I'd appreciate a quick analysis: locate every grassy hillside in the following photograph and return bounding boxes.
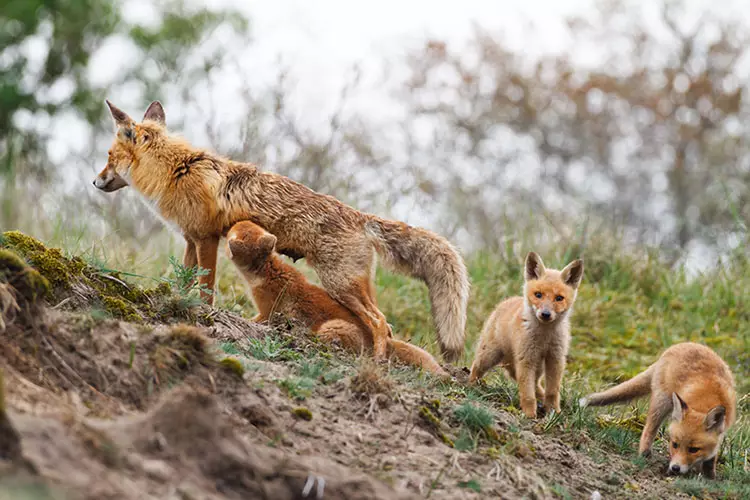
[4,227,748,497]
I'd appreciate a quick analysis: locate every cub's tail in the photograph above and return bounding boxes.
[365,217,469,363]
[580,365,655,408]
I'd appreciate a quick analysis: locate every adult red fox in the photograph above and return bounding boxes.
[93,101,469,362]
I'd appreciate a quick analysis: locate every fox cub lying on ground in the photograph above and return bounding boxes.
[469,252,584,419]
[226,221,447,376]
[580,342,736,479]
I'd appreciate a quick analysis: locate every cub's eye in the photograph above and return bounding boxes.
[672,442,679,449]
[555,295,564,302]
[142,133,150,142]
[688,447,700,454]
[534,292,542,299]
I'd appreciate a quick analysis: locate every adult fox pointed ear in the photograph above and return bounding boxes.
[525,252,545,281]
[106,100,135,142]
[671,392,688,421]
[143,101,165,125]
[561,258,584,289]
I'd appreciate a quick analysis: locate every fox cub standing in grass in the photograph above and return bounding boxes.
[580,342,736,479]
[93,101,469,363]
[469,252,584,419]
[225,221,447,376]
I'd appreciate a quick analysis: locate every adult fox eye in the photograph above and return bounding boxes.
[672,442,679,449]
[688,447,700,453]
[534,292,542,299]
[555,295,564,301]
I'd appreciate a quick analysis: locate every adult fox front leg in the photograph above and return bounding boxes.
[92,100,470,362]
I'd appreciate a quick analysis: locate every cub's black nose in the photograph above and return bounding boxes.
[541,311,551,320]
[670,464,681,473]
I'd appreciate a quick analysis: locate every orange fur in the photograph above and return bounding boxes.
[581,342,736,478]
[94,101,469,363]
[226,221,447,376]
[469,252,584,418]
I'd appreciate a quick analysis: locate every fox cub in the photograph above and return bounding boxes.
[226,221,447,376]
[469,252,584,418]
[580,342,736,478]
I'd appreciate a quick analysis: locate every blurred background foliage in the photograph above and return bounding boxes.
[1,0,749,268]
[0,0,748,406]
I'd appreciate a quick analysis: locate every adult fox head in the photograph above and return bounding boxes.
[93,100,167,192]
[523,252,584,324]
[226,221,278,274]
[668,393,726,475]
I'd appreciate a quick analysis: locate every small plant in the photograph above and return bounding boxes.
[246,335,297,361]
[163,256,212,307]
[278,376,316,401]
[457,479,481,492]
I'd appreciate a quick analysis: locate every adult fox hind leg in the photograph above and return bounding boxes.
[314,244,392,361]
[318,267,390,360]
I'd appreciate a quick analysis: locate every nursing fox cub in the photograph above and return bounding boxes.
[226,221,446,376]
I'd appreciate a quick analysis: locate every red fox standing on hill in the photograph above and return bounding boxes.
[225,221,447,376]
[93,101,469,362]
[468,252,584,419]
[580,342,736,479]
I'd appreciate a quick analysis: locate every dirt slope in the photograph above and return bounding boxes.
[0,234,697,499]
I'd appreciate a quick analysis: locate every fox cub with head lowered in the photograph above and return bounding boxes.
[580,342,736,479]
[93,101,469,363]
[226,221,447,376]
[469,252,584,418]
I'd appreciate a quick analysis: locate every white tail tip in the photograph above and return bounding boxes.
[590,491,602,500]
[578,397,588,408]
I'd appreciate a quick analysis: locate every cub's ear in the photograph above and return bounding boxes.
[258,233,277,256]
[525,252,545,281]
[704,406,726,433]
[671,392,688,422]
[143,101,165,125]
[561,258,584,289]
[106,100,135,142]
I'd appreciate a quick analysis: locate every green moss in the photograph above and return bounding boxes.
[220,357,245,377]
[2,231,73,289]
[101,295,141,322]
[291,406,313,421]
[0,232,186,324]
[418,406,454,447]
[0,248,50,301]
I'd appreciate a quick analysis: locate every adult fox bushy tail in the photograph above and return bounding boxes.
[226,221,447,376]
[365,217,469,361]
[580,342,736,479]
[93,100,469,362]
